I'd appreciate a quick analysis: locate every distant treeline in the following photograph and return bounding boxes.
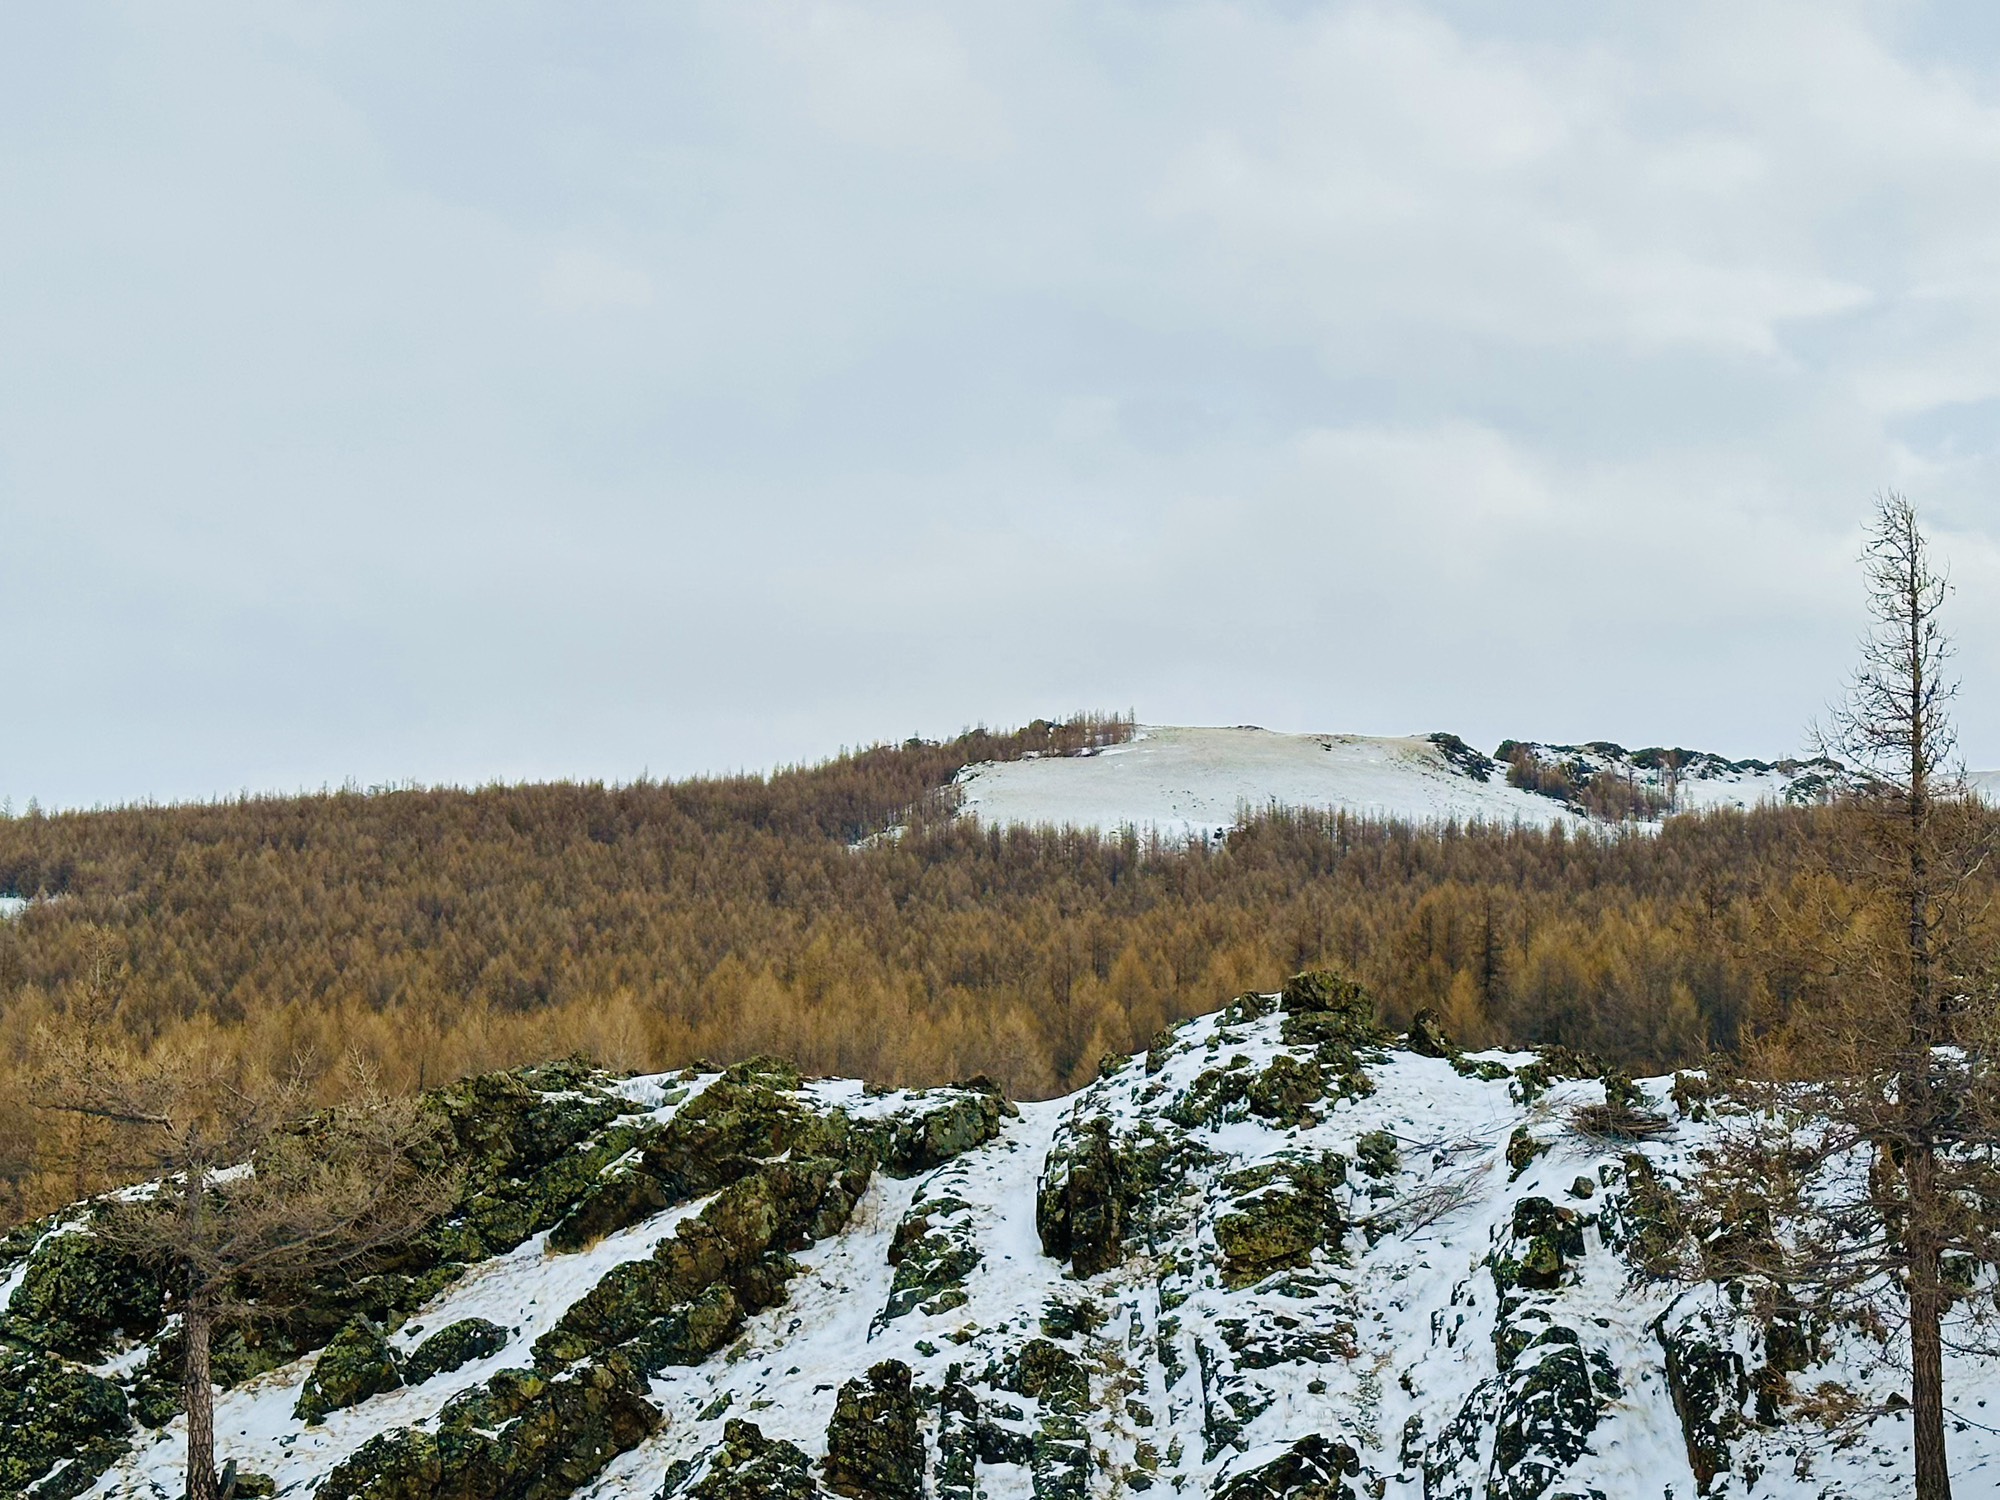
[0,710,1972,1225]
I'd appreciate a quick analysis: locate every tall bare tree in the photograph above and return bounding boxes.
[1660,495,2000,1499]
[32,1035,455,1500]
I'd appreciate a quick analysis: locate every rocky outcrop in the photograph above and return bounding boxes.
[7,982,1988,1500]
[295,1318,404,1424]
[404,1317,509,1384]
[1215,1435,1361,1500]
[318,1361,661,1500]
[0,1346,130,1500]
[820,1360,924,1500]
[666,1420,821,1500]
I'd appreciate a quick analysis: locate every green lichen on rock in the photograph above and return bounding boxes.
[1489,1329,1605,1500]
[881,1195,980,1323]
[668,1419,821,1500]
[318,1359,661,1500]
[0,1223,166,1363]
[863,1086,1013,1179]
[1036,1115,1128,1277]
[1406,1006,1455,1060]
[821,1360,924,1500]
[405,1317,509,1385]
[547,1163,672,1254]
[1213,1155,1347,1287]
[0,1345,131,1500]
[1355,1130,1399,1180]
[1214,1435,1362,1500]
[1276,970,1383,1059]
[295,1318,404,1425]
[1246,1056,1328,1129]
[537,1143,870,1377]
[1492,1198,1585,1298]
[1657,1298,1750,1494]
[1505,1127,1549,1180]
[1508,1047,1604,1107]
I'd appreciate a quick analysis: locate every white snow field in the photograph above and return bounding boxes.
[952,726,1848,839]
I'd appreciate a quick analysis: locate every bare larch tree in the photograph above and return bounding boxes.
[1659,494,2000,1500]
[31,1029,456,1500]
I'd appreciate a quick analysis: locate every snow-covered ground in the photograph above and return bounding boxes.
[954,727,1578,839]
[0,896,28,920]
[952,726,1859,839]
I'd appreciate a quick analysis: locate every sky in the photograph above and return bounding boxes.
[7,0,2000,809]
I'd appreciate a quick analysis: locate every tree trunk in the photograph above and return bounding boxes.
[183,1286,218,1500]
[1907,1146,1952,1500]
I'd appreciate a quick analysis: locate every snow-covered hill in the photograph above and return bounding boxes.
[7,981,1996,1500]
[952,726,1852,839]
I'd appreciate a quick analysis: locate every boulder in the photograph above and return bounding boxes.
[404,1318,509,1385]
[1036,1116,1127,1277]
[1215,1435,1362,1500]
[0,1346,130,1499]
[821,1361,924,1500]
[295,1318,404,1425]
[669,1419,820,1500]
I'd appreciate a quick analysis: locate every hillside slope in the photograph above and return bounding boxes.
[953,727,1851,838]
[6,982,1994,1500]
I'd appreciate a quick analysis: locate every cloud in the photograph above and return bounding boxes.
[5,1,2000,806]
[541,247,656,313]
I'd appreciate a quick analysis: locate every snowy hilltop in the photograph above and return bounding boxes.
[952,726,1855,839]
[5,978,1998,1500]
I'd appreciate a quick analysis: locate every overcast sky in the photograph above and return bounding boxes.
[7,1,2000,808]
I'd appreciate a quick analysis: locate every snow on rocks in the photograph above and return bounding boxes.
[950,726,1861,840]
[5,992,1999,1500]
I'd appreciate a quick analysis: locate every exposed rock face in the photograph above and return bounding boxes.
[0,1346,130,1499]
[820,1360,923,1500]
[404,1317,509,1384]
[669,1420,819,1500]
[7,976,1997,1500]
[295,1318,404,1424]
[1215,1435,1361,1500]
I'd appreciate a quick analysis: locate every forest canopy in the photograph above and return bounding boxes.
[3,709,1987,1226]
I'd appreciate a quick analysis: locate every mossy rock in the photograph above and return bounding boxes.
[0,1346,131,1497]
[865,1089,1011,1179]
[1509,1047,1604,1106]
[1355,1131,1399,1180]
[603,1283,744,1380]
[547,1165,672,1254]
[1492,1198,1586,1295]
[671,1419,821,1500]
[1506,1127,1549,1180]
[295,1318,404,1425]
[639,1083,845,1203]
[406,1317,510,1385]
[720,1056,803,1090]
[538,1156,858,1372]
[1490,1329,1603,1500]
[1222,992,1274,1024]
[1246,1056,1327,1129]
[880,1198,980,1323]
[1214,1435,1362,1500]
[821,1360,924,1500]
[1167,1066,1255,1130]
[1,1225,167,1363]
[1279,972,1382,1039]
[1406,1007,1455,1060]
[1213,1156,1346,1286]
[1006,1337,1090,1410]
[321,1359,661,1500]
[1036,1115,1128,1277]
[1657,1299,1749,1493]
